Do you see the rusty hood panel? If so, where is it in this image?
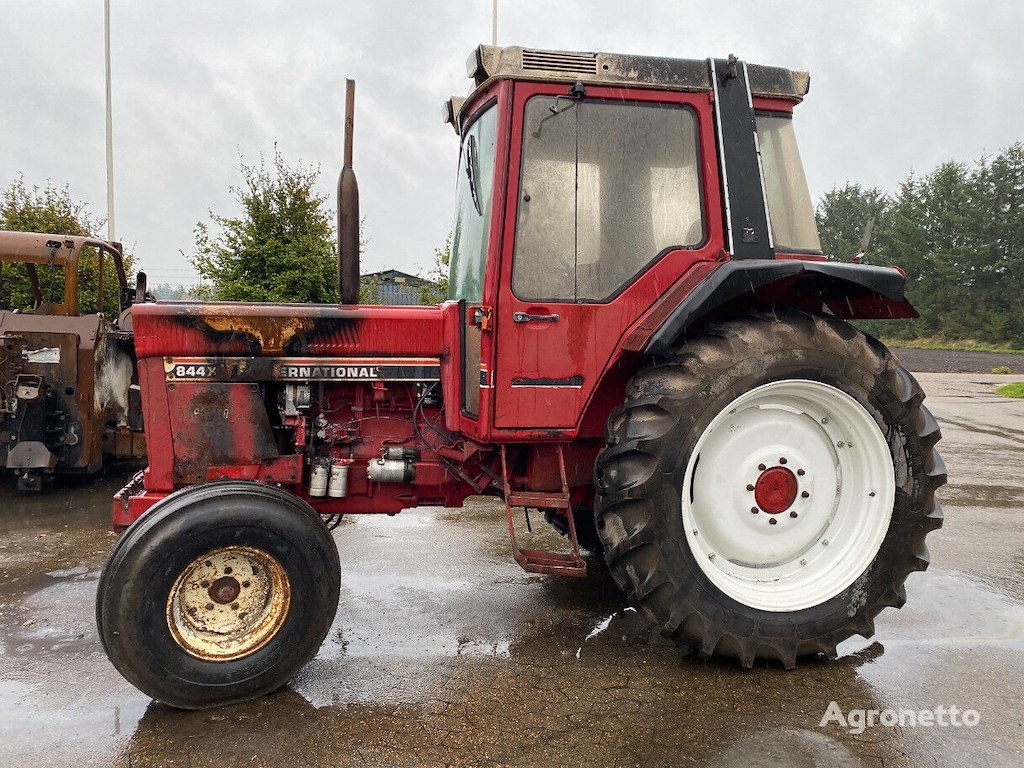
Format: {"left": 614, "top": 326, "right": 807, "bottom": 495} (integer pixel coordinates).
{"left": 0, "top": 312, "right": 102, "bottom": 350}
{"left": 131, "top": 302, "right": 446, "bottom": 358}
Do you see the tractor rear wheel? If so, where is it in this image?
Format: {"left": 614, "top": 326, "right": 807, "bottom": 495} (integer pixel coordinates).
{"left": 96, "top": 481, "right": 340, "bottom": 709}
{"left": 594, "top": 311, "right": 945, "bottom": 667}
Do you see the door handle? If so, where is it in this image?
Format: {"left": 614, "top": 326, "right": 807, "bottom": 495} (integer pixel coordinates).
{"left": 513, "top": 312, "right": 559, "bottom": 323}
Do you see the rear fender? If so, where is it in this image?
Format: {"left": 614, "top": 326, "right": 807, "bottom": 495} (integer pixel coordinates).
{"left": 639, "top": 259, "right": 917, "bottom": 355}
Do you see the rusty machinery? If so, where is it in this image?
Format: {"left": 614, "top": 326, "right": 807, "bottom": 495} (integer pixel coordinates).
{"left": 0, "top": 230, "right": 146, "bottom": 489}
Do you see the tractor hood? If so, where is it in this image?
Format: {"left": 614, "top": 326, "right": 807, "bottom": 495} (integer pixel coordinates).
{"left": 131, "top": 302, "right": 445, "bottom": 359}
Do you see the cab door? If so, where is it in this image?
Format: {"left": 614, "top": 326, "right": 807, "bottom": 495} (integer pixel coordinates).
{"left": 492, "top": 84, "right": 718, "bottom": 430}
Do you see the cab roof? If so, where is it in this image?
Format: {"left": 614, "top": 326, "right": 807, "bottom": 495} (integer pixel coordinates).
{"left": 447, "top": 45, "right": 810, "bottom": 128}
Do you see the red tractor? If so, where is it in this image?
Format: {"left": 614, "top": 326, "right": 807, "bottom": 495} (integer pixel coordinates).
{"left": 96, "top": 46, "right": 945, "bottom": 709}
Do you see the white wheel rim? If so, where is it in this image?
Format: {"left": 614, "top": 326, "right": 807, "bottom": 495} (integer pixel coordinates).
{"left": 681, "top": 379, "right": 895, "bottom": 612}
{"left": 166, "top": 546, "right": 291, "bottom": 660}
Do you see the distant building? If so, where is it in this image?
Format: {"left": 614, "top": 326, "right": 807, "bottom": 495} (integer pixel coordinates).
{"left": 360, "top": 270, "right": 439, "bottom": 305}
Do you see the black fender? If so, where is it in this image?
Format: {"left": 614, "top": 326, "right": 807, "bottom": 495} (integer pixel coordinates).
{"left": 644, "top": 259, "right": 916, "bottom": 355}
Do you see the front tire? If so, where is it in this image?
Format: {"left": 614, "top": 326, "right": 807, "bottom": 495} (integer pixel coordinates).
{"left": 96, "top": 481, "right": 340, "bottom": 709}
{"left": 594, "top": 311, "right": 945, "bottom": 667}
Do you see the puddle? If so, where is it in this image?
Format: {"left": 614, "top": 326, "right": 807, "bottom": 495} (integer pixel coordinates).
{"left": 711, "top": 727, "right": 862, "bottom": 767}
{"left": 840, "top": 569, "right": 1024, "bottom": 660}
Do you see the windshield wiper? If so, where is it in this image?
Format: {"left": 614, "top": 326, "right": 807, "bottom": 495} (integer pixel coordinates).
{"left": 464, "top": 134, "right": 482, "bottom": 215}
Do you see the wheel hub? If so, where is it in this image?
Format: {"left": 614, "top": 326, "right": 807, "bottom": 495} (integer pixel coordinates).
{"left": 166, "top": 545, "right": 291, "bottom": 661}
{"left": 209, "top": 576, "right": 241, "bottom": 604}
{"left": 754, "top": 466, "right": 798, "bottom": 514}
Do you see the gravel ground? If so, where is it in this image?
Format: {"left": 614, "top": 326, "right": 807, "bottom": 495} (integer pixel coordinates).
{"left": 891, "top": 347, "right": 1024, "bottom": 374}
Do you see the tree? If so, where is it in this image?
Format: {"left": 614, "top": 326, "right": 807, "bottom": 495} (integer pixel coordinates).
{"left": 150, "top": 282, "right": 197, "bottom": 300}
{"left": 815, "top": 184, "right": 891, "bottom": 262}
{"left": 190, "top": 150, "right": 338, "bottom": 303}
{"left": 419, "top": 231, "right": 450, "bottom": 304}
{"left": 0, "top": 176, "right": 134, "bottom": 316}
{"left": 817, "top": 144, "right": 1024, "bottom": 346}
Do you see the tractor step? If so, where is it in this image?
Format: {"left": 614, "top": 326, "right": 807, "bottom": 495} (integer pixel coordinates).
{"left": 500, "top": 444, "right": 587, "bottom": 578}
{"left": 515, "top": 548, "right": 587, "bottom": 577}
{"left": 507, "top": 491, "right": 570, "bottom": 509}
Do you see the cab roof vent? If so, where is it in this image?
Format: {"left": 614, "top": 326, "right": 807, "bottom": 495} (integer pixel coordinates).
{"left": 521, "top": 49, "right": 598, "bottom": 75}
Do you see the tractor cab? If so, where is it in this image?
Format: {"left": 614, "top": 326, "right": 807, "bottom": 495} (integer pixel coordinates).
{"left": 442, "top": 46, "right": 823, "bottom": 442}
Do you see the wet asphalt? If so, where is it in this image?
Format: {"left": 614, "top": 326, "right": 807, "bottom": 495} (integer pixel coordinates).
{"left": 0, "top": 372, "right": 1022, "bottom": 767}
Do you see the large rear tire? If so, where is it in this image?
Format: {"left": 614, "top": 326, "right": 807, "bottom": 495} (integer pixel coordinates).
{"left": 96, "top": 481, "right": 340, "bottom": 709}
{"left": 594, "top": 311, "right": 945, "bottom": 667}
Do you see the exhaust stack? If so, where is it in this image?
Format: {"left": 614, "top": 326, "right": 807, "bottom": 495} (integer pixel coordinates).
{"left": 337, "top": 79, "right": 360, "bottom": 304}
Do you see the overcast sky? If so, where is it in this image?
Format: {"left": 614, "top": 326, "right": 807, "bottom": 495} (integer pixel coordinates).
{"left": 3, "top": 1, "right": 1021, "bottom": 286}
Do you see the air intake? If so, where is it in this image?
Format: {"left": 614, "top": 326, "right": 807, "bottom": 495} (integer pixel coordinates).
{"left": 521, "top": 49, "right": 598, "bottom": 75}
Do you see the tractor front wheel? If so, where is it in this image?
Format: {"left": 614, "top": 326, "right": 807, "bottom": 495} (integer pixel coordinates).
{"left": 96, "top": 481, "right": 340, "bottom": 709}
{"left": 594, "top": 311, "right": 945, "bottom": 667}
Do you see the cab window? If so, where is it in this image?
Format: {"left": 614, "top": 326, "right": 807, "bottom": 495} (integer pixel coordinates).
{"left": 513, "top": 98, "right": 703, "bottom": 301}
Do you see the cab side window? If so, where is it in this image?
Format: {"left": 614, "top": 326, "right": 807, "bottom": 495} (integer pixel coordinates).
{"left": 513, "top": 98, "right": 703, "bottom": 302}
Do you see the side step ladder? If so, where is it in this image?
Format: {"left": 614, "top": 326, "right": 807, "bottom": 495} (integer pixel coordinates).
{"left": 500, "top": 445, "right": 587, "bottom": 578}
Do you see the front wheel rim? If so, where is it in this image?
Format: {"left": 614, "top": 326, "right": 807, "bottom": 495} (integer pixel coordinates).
{"left": 681, "top": 379, "right": 895, "bottom": 612}
{"left": 166, "top": 545, "right": 291, "bottom": 660}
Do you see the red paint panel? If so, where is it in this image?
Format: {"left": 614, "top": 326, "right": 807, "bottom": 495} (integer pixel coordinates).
{"left": 775, "top": 252, "right": 827, "bottom": 262}
{"left": 167, "top": 383, "right": 278, "bottom": 486}
{"left": 139, "top": 358, "right": 174, "bottom": 492}
{"left": 132, "top": 302, "right": 444, "bottom": 358}
{"left": 620, "top": 260, "right": 722, "bottom": 352}
{"left": 752, "top": 96, "right": 797, "bottom": 114}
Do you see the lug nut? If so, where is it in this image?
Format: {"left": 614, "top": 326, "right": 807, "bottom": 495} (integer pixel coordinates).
{"left": 801, "top": 491, "right": 810, "bottom": 498}
{"left": 769, "top": 518, "right": 778, "bottom": 525}
{"left": 797, "top": 469, "right": 805, "bottom": 476}
{"left": 779, "top": 457, "right": 788, "bottom": 464}
{"left": 751, "top": 507, "right": 759, "bottom": 514}
{"left": 790, "top": 511, "right": 798, "bottom": 518}
{"left": 746, "top": 484, "right": 755, "bottom": 491}
{"left": 758, "top": 463, "right": 767, "bottom": 471}
{"left": 205, "top": 603, "right": 214, "bottom": 611}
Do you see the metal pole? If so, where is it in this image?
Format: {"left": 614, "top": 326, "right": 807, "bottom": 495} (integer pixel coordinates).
{"left": 492, "top": 0, "right": 497, "bottom": 46}
{"left": 104, "top": 0, "right": 115, "bottom": 241}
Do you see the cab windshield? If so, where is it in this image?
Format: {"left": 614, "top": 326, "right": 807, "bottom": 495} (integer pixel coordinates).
{"left": 447, "top": 103, "right": 497, "bottom": 301}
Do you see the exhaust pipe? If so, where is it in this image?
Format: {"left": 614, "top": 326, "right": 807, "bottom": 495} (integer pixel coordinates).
{"left": 337, "top": 78, "right": 360, "bottom": 304}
